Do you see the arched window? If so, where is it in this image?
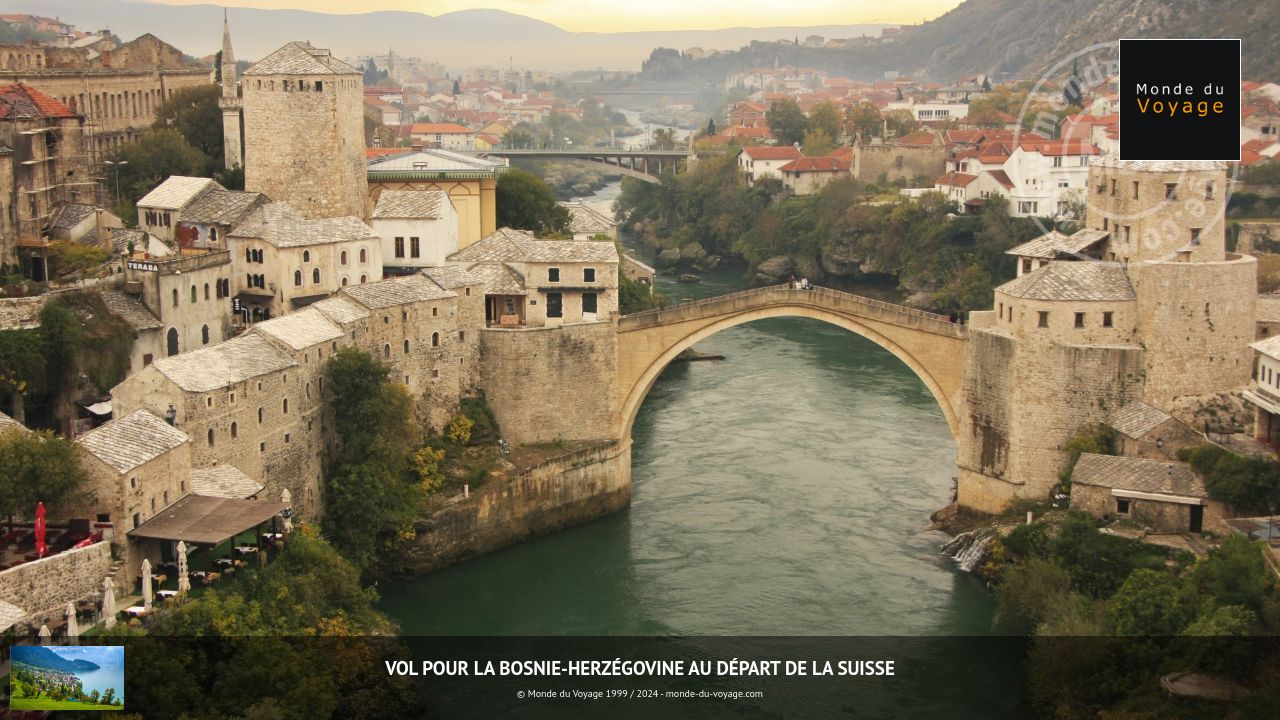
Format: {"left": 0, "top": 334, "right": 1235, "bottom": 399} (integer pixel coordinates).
{"left": 210, "top": 227, "right": 218, "bottom": 242}
{"left": 190, "top": 285, "right": 197, "bottom": 303}
{"left": 246, "top": 248, "right": 252, "bottom": 263}
{"left": 204, "top": 283, "right": 210, "bottom": 300}
{"left": 172, "top": 289, "right": 179, "bottom": 307}
{"left": 312, "top": 268, "right": 320, "bottom": 284}
{"left": 201, "top": 324, "right": 210, "bottom": 345}
{"left": 432, "top": 332, "right": 440, "bottom": 347}
{"left": 403, "top": 339, "right": 410, "bottom": 354}
{"left": 166, "top": 328, "right": 179, "bottom": 356}
{"left": 360, "top": 274, "right": 367, "bottom": 283}
{"left": 246, "top": 273, "right": 253, "bottom": 287}
{"left": 294, "top": 270, "right": 302, "bottom": 286}
{"left": 207, "top": 429, "right": 215, "bottom": 446}
{"left": 359, "top": 248, "right": 367, "bottom": 263}
{"left": 383, "top": 344, "right": 391, "bottom": 358}
{"left": 341, "top": 277, "right": 348, "bottom": 286}
{"left": 340, "top": 251, "right": 347, "bottom": 265}
{"left": 257, "top": 407, "right": 263, "bottom": 423}
{"left": 230, "top": 422, "right": 238, "bottom": 439}
{"left": 303, "top": 250, "right": 310, "bottom": 262}
{"left": 282, "top": 398, "right": 288, "bottom": 414}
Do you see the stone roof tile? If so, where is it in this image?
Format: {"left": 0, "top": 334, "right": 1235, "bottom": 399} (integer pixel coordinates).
{"left": 1107, "top": 401, "right": 1175, "bottom": 439}
{"left": 180, "top": 188, "right": 268, "bottom": 226}
{"left": 191, "top": 465, "right": 264, "bottom": 499}
{"left": 447, "top": 228, "right": 618, "bottom": 264}
{"left": 421, "top": 265, "right": 483, "bottom": 289}
{"left": 371, "top": 190, "right": 447, "bottom": 219}
{"left": 76, "top": 410, "right": 189, "bottom": 474}
{"left": 243, "top": 41, "right": 360, "bottom": 76}
{"left": 137, "top": 176, "right": 218, "bottom": 210}
{"left": 151, "top": 334, "right": 297, "bottom": 393}
{"left": 464, "top": 262, "right": 526, "bottom": 295}
{"left": 97, "top": 289, "right": 162, "bottom": 331}
{"left": 251, "top": 308, "right": 343, "bottom": 350}
{"left": 996, "top": 260, "right": 1134, "bottom": 302}
{"left": 230, "top": 203, "right": 379, "bottom": 248}
{"left": 1072, "top": 453, "right": 1206, "bottom": 498}
{"left": 1006, "top": 228, "right": 1109, "bottom": 259}
{"left": 312, "top": 295, "right": 372, "bottom": 325}
{"left": 339, "top": 273, "right": 456, "bottom": 310}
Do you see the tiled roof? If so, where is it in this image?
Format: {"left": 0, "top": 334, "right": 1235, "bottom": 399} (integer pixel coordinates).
{"left": 47, "top": 203, "right": 97, "bottom": 231}
{"left": 230, "top": 203, "right": 379, "bottom": 248}
{"left": 76, "top": 410, "right": 189, "bottom": 474}
{"left": 895, "top": 129, "right": 938, "bottom": 146}
{"left": 151, "top": 334, "right": 297, "bottom": 393}
{"left": 372, "top": 190, "right": 447, "bottom": 219}
{"left": 936, "top": 171, "right": 977, "bottom": 187}
{"left": 0, "top": 410, "right": 26, "bottom": 434}
{"left": 739, "top": 146, "right": 803, "bottom": 161}
{"left": 180, "top": 189, "right": 267, "bottom": 226}
{"left": 1256, "top": 295, "right": 1280, "bottom": 325}
{"left": 623, "top": 254, "right": 656, "bottom": 274}
{"left": 311, "top": 295, "right": 371, "bottom": 325}
{"left": 1108, "top": 401, "right": 1175, "bottom": 439}
{"left": 97, "top": 289, "right": 162, "bottom": 331}
{"left": 108, "top": 228, "right": 148, "bottom": 255}
{"left": 447, "top": 228, "right": 618, "bottom": 263}
{"left": 137, "top": 176, "right": 217, "bottom": 210}
{"left": 251, "top": 308, "right": 343, "bottom": 350}
{"left": 340, "top": 273, "right": 456, "bottom": 310}
{"left": 464, "top": 262, "right": 526, "bottom": 295}
{"left": 410, "top": 122, "right": 473, "bottom": 134}
{"left": 191, "top": 465, "right": 263, "bottom": 499}
{"left": 986, "top": 169, "right": 1014, "bottom": 189}
{"left": 779, "top": 156, "right": 850, "bottom": 173}
{"left": 1072, "top": 453, "right": 1206, "bottom": 499}
{"left": 1006, "top": 228, "right": 1109, "bottom": 259}
{"left": 244, "top": 41, "right": 360, "bottom": 76}
{"left": 560, "top": 202, "right": 616, "bottom": 235}
{"left": 366, "top": 148, "right": 506, "bottom": 175}
{"left": 0, "top": 83, "right": 77, "bottom": 119}
{"left": 421, "top": 265, "right": 483, "bottom": 289}
{"left": 996, "top": 260, "right": 1134, "bottom": 301}
{"left": 1249, "top": 333, "right": 1280, "bottom": 360}
{"left": 1091, "top": 156, "right": 1228, "bottom": 172}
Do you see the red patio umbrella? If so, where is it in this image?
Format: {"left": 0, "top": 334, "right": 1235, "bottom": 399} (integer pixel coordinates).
{"left": 34, "top": 502, "right": 47, "bottom": 558}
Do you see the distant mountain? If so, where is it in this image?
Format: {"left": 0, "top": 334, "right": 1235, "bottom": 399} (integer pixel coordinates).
{"left": 13, "top": 645, "right": 100, "bottom": 673}
{"left": 8, "top": 0, "right": 891, "bottom": 72}
{"left": 639, "top": 0, "right": 1279, "bottom": 83}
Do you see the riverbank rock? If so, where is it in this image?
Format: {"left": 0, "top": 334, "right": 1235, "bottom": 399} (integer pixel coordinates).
{"left": 756, "top": 255, "right": 794, "bottom": 282}
{"left": 656, "top": 247, "right": 683, "bottom": 268}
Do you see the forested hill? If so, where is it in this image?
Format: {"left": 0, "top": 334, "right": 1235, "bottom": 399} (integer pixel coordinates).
{"left": 640, "top": 0, "right": 1279, "bottom": 83}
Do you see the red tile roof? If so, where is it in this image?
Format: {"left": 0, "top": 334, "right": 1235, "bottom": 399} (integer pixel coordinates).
{"left": 985, "top": 170, "right": 1014, "bottom": 189}
{"left": 0, "top": 83, "right": 77, "bottom": 120}
{"left": 740, "top": 145, "right": 803, "bottom": 160}
{"left": 895, "top": 129, "right": 938, "bottom": 147}
{"left": 935, "top": 171, "right": 977, "bottom": 187}
{"left": 779, "top": 156, "right": 850, "bottom": 173}
{"left": 365, "top": 147, "right": 406, "bottom": 158}
{"left": 410, "top": 122, "right": 473, "bottom": 134}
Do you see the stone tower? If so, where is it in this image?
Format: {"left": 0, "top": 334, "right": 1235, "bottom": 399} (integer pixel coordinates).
{"left": 241, "top": 41, "right": 368, "bottom": 220}
{"left": 955, "top": 157, "right": 1255, "bottom": 513}
{"left": 218, "top": 12, "right": 243, "bottom": 170}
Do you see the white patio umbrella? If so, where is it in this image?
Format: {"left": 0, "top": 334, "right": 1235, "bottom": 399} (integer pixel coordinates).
{"left": 281, "top": 489, "right": 293, "bottom": 533}
{"left": 141, "top": 558, "right": 153, "bottom": 613}
{"left": 65, "top": 602, "right": 79, "bottom": 645}
{"left": 176, "top": 541, "right": 190, "bottom": 594}
{"left": 37, "top": 624, "right": 50, "bottom": 644}
{"left": 102, "top": 577, "right": 117, "bottom": 630}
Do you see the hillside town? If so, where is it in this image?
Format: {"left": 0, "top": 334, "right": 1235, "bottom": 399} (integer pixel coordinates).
{"left": 0, "top": 8, "right": 1278, "bottom": 714}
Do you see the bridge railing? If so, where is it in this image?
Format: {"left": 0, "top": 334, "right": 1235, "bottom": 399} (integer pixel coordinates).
{"left": 618, "top": 284, "right": 965, "bottom": 337}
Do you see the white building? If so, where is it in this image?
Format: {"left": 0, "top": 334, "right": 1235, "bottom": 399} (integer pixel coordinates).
{"left": 370, "top": 190, "right": 459, "bottom": 272}
{"left": 736, "top": 146, "right": 803, "bottom": 185}
{"left": 885, "top": 100, "right": 970, "bottom": 122}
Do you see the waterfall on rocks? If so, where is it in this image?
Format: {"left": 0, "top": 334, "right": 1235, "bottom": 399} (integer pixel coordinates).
{"left": 941, "top": 527, "right": 997, "bottom": 573}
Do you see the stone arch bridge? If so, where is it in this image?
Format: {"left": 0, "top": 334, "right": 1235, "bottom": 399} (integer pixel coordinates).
{"left": 476, "top": 148, "right": 692, "bottom": 182}
{"left": 615, "top": 285, "right": 969, "bottom": 443}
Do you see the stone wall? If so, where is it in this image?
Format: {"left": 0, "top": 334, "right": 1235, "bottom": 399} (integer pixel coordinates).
{"left": 854, "top": 143, "right": 945, "bottom": 183}
{"left": 1236, "top": 222, "right": 1280, "bottom": 255}
{"left": 0, "top": 541, "right": 111, "bottom": 628}
{"left": 478, "top": 321, "right": 617, "bottom": 446}
{"left": 401, "top": 441, "right": 630, "bottom": 574}
{"left": 1071, "top": 483, "right": 1228, "bottom": 535}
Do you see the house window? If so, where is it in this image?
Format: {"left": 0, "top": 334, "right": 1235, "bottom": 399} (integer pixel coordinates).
{"left": 359, "top": 248, "right": 367, "bottom": 263}
{"left": 231, "top": 422, "right": 238, "bottom": 439}
{"left": 313, "top": 268, "right": 321, "bottom": 284}
{"left": 432, "top": 369, "right": 439, "bottom": 379}
{"left": 361, "top": 274, "right": 368, "bottom": 283}
{"left": 1074, "top": 312, "right": 1084, "bottom": 328}
{"left": 294, "top": 270, "right": 302, "bottom": 286}
{"left": 403, "top": 340, "right": 410, "bottom": 354}
{"left": 208, "top": 429, "right": 215, "bottom": 446}
{"left": 584, "top": 268, "right": 596, "bottom": 282}
{"left": 583, "top": 292, "right": 598, "bottom": 314}
{"left": 1037, "top": 311, "right": 1049, "bottom": 327}
{"left": 341, "top": 250, "right": 348, "bottom": 265}
{"left": 432, "top": 332, "right": 440, "bottom": 347}
{"left": 1190, "top": 228, "right": 1201, "bottom": 245}
{"left": 172, "top": 289, "right": 179, "bottom": 307}
{"left": 190, "top": 285, "right": 197, "bottom": 303}
{"left": 204, "top": 283, "right": 210, "bottom": 300}
{"left": 282, "top": 398, "right": 288, "bottom": 414}
{"left": 548, "top": 268, "right": 561, "bottom": 283}
{"left": 383, "top": 343, "right": 391, "bottom": 358}
{"left": 166, "top": 328, "right": 179, "bottom": 356}
{"left": 1102, "top": 311, "right": 1114, "bottom": 327}
{"left": 394, "top": 237, "right": 404, "bottom": 258}
{"left": 303, "top": 250, "right": 310, "bottom": 262}
{"left": 284, "top": 433, "right": 290, "bottom": 444}
{"left": 1116, "top": 498, "right": 1131, "bottom": 514}
{"left": 1110, "top": 179, "right": 1116, "bottom": 196}
{"left": 546, "top": 292, "right": 563, "bottom": 318}
{"left": 1164, "top": 183, "right": 1177, "bottom": 199}
{"left": 258, "top": 407, "right": 263, "bottom": 423}
{"left": 432, "top": 307, "right": 438, "bottom": 317}
{"left": 1052, "top": 156, "right": 1063, "bottom": 167}
{"left": 1021, "top": 258, "right": 1031, "bottom": 274}
{"left": 1017, "top": 201, "right": 1037, "bottom": 214}
{"left": 410, "top": 237, "right": 420, "bottom": 258}
{"left": 260, "top": 442, "right": 266, "bottom": 453}
{"left": 202, "top": 325, "right": 210, "bottom": 345}
{"left": 133, "top": 513, "right": 140, "bottom": 529}
{"left": 1205, "top": 182, "right": 1214, "bottom": 200}
{"left": 1132, "top": 181, "right": 1139, "bottom": 199}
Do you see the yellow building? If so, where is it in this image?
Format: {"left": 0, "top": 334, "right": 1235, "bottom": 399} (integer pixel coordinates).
{"left": 367, "top": 149, "right": 507, "bottom": 249}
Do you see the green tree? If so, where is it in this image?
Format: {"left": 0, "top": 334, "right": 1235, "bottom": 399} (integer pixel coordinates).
{"left": 1191, "top": 534, "right": 1273, "bottom": 611}
{"left": 801, "top": 128, "right": 835, "bottom": 156}
{"left": 705, "top": 118, "right": 716, "bottom": 136}
{"left": 106, "top": 129, "right": 212, "bottom": 222}
{"left": 844, "top": 101, "right": 882, "bottom": 142}
{"left": 807, "top": 100, "right": 842, "bottom": 141}
{"left": 651, "top": 127, "right": 677, "bottom": 150}
{"left": 0, "top": 428, "right": 86, "bottom": 522}
{"left": 153, "top": 84, "right": 225, "bottom": 167}
{"left": 1181, "top": 444, "right": 1280, "bottom": 515}
{"left": 1109, "top": 569, "right": 1193, "bottom": 635}
{"left": 884, "top": 109, "right": 919, "bottom": 138}
{"left": 495, "top": 168, "right": 571, "bottom": 236}
{"left": 766, "top": 98, "right": 809, "bottom": 146}
{"left": 994, "top": 556, "right": 1073, "bottom": 633}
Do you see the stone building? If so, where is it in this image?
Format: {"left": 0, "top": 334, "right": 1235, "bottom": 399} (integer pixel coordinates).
{"left": 366, "top": 149, "right": 507, "bottom": 249}
{"left": 242, "top": 42, "right": 367, "bottom": 220}
{"left": 446, "top": 228, "right": 618, "bottom": 327}
{"left": 779, "top": 156, "right": 851, "bottom": 196}
{"left": 370, "top": 190, "right": 458, "bottom": 273}
{"left": 135, "top": 175, "right": 266, "bottom": 251}
{"left": 1244, "top": 334, "right": 1280, "bottom": 449}
{"left": 560, "top": 201, "right": 618, "bottom": 241}
{"left": 218, "top": 15, "right": 242, "bottom": 171}
{"left": 122, "top": 250, "right": 234, "bottom": 360}
{"left": 1106, "top": 400, "right": 1201, "bottom": 461}
{"left": 227, "top": 202, "right": 382, "bottom": 320}
{"left": 0, "top": 34, "right": 210, "bottom": 155}
{"left": 1069, "top": 453, "right": 1225, "bottom": 535}
{"left": 0, "top": 83, "right": 95, "bottom": 271}
{"left": 958, "top": 158, "right": 1256, "bottom": 511}
{"left": 853, "top": 131, "right": 946, "bottom": 182}
{"left": 136, "top": 175, "right": 218, "bottom": 244}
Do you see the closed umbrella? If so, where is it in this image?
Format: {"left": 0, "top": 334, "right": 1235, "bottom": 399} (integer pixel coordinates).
{"left": 281, "top": 489, "right": 293, "bottom": 533}
{"left": 141, "top": 558, "right": 153, "bottom": 614}
{"left": 102, "top": 577, "right": 117, "bottom": 630}
{"left": 65, "top": 602, "right": 78, "bottom": 645}
{"left": 176, "top": 541, "right": 190, "bottom": 594}
{"left": 34, "top": 502, "right": 46, "bottom": 558}
{"left": 37, "top": 624, "right": 50, "bottom": 644}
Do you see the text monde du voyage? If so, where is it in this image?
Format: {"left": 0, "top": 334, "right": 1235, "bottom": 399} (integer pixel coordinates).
{"left": 1132, "top": 83, "right": 1229, "bottom": 118}
{"left": 387, "top": 659, "right": 896, "bottom": 677}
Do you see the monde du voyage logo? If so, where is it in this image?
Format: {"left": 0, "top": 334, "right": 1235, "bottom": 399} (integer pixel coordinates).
{"left": 1119, "top": 38, "right": 1241, "bottom": 161}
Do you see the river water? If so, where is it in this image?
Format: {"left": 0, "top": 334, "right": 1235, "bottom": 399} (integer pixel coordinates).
{"left": 381, "top": 181, "right": 999, "bottom": 637}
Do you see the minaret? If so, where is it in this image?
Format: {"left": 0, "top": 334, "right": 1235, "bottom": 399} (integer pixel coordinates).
{"left": 219, "top": 11, "right": 243, "bottom": 170}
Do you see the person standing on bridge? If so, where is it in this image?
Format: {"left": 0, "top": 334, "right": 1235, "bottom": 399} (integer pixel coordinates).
{"left": 799, "top": 277, "right": 811, "bottom": 290}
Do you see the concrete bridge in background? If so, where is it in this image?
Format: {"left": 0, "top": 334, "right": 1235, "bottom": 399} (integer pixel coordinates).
{"left": 615, "top": 285, "right": 970, "bottom": 440}
{"left": 476, "top": 148, "right": 692, "bottom": 182}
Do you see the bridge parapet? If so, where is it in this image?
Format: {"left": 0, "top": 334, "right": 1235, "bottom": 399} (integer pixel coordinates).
{"left": 618, "top": 285, "right": 966, "bottom": 339}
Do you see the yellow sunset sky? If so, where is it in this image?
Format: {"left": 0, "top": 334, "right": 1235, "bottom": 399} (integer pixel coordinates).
{"left": 146, "top": 0, "right": 964, "bottom": 32}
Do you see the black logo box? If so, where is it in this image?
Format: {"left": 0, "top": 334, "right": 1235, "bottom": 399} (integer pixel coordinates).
{"left": 1119, "top": 38, "right": 1240, "bottom": 161}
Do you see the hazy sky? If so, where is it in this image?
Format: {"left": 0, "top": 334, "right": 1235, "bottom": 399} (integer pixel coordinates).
{"left": 147, "top": 1, "right": 963, "bottom": 32}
